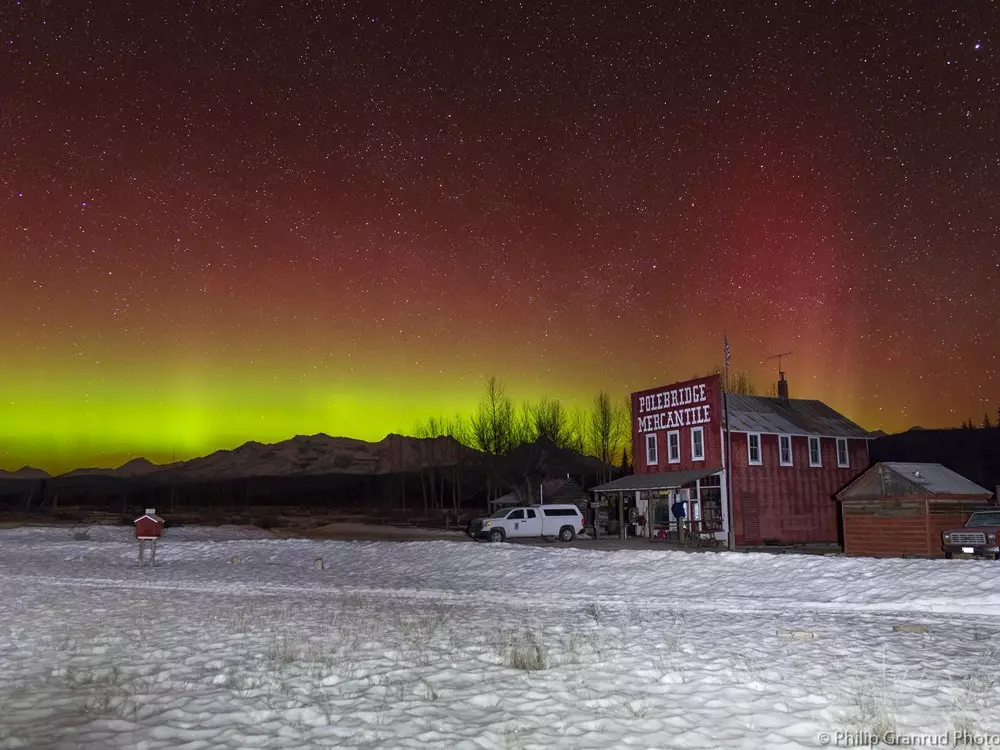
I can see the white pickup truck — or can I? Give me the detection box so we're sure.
[468,504,587,543]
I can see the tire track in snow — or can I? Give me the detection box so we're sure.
[5,572,998,623]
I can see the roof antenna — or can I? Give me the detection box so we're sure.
[765,351,793,399]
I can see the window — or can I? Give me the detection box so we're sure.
[779,434,793,466]
[747,433,762,465]
[809,436,822,467]
[541,507,580,517]
[691,426,705,461]
[508,509,524,520]
[645,433,658,465]
[836,438,849,468]
[525,509,537,519]
[667,430,680,463]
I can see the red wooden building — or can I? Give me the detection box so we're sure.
[591,372,872,546]
[838,462,993,557]
[134,509,164,539]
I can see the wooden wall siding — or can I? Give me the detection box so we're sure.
[731,433,869,545]
[842,497,990,557]
[843,502,924,517]
[927,499,992,515]
[631,374,724,475]
[741,492,761,545]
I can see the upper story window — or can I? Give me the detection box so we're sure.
[691,426,705,461]
[747,433,762,465]
[836,438,850,468]
[779,434,793,466]
[646,433,658,465]
[667,430,680,463]
[809,436,822,467]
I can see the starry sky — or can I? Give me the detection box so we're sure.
[1,1,997,473]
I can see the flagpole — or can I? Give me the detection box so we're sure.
[723,332,736,551]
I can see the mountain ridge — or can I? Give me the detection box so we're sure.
[2,433,479,482]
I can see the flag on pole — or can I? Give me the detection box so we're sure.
[723,334,731,370]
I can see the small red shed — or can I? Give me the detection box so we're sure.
[838,463,993,557]
[134,508,164,539]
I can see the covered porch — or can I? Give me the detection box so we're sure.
[589,468,728,543]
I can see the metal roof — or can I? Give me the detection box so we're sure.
[883,462,992,496]
[725,394,871,438]
[589,467,721,493]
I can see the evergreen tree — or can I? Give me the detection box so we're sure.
[620,446,630,475]
[985,413,993,429]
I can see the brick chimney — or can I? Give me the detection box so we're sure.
[777,371,789,400]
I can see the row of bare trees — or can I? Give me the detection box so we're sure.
[413,377,631,504]
[411,369,765,512]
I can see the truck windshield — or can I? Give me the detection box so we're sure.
[966,512,1000,527]
[490,508,514,518]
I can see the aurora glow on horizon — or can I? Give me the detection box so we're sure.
[2,3,997,474]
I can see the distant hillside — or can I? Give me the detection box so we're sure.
[870,427,1000,493]
[0,467,50,480]
[0,434,615,516]
[42,433,481,482]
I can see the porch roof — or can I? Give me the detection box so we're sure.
[589,467,721,493]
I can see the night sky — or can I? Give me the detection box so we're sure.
[2,2,997,473]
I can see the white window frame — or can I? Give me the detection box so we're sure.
[691,426,705,462]
[747,433,762,466]
[667,430,680,464]
[808,436,822,467]
[645,433,658,466]
[836,438,850,468]
[779,434,793,466]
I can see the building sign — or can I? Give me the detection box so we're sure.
[636,382,712,433]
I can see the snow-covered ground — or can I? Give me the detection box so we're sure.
[1,526,998,749]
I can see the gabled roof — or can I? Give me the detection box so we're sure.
[837,462,992,499]
[540,478,590,504]
[590,467,720,493]
[134,512,164,524]
[881,462,992,496]
[725,393,871,439]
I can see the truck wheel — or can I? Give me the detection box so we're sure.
[558,526,576,542]
[489,529,504,543]
[944,551,953,560]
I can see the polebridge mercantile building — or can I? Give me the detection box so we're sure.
[592,372,872,546]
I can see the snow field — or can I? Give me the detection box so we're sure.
[0,526,999,748]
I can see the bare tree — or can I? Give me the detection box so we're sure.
[727,370,758,396]
[565,407,587,455]
[413,414,472,516]
[588,391,629,484]
[696,365,759,396]
[512,402,535,448]
[469,377,517,503]
[524,397,571,447]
